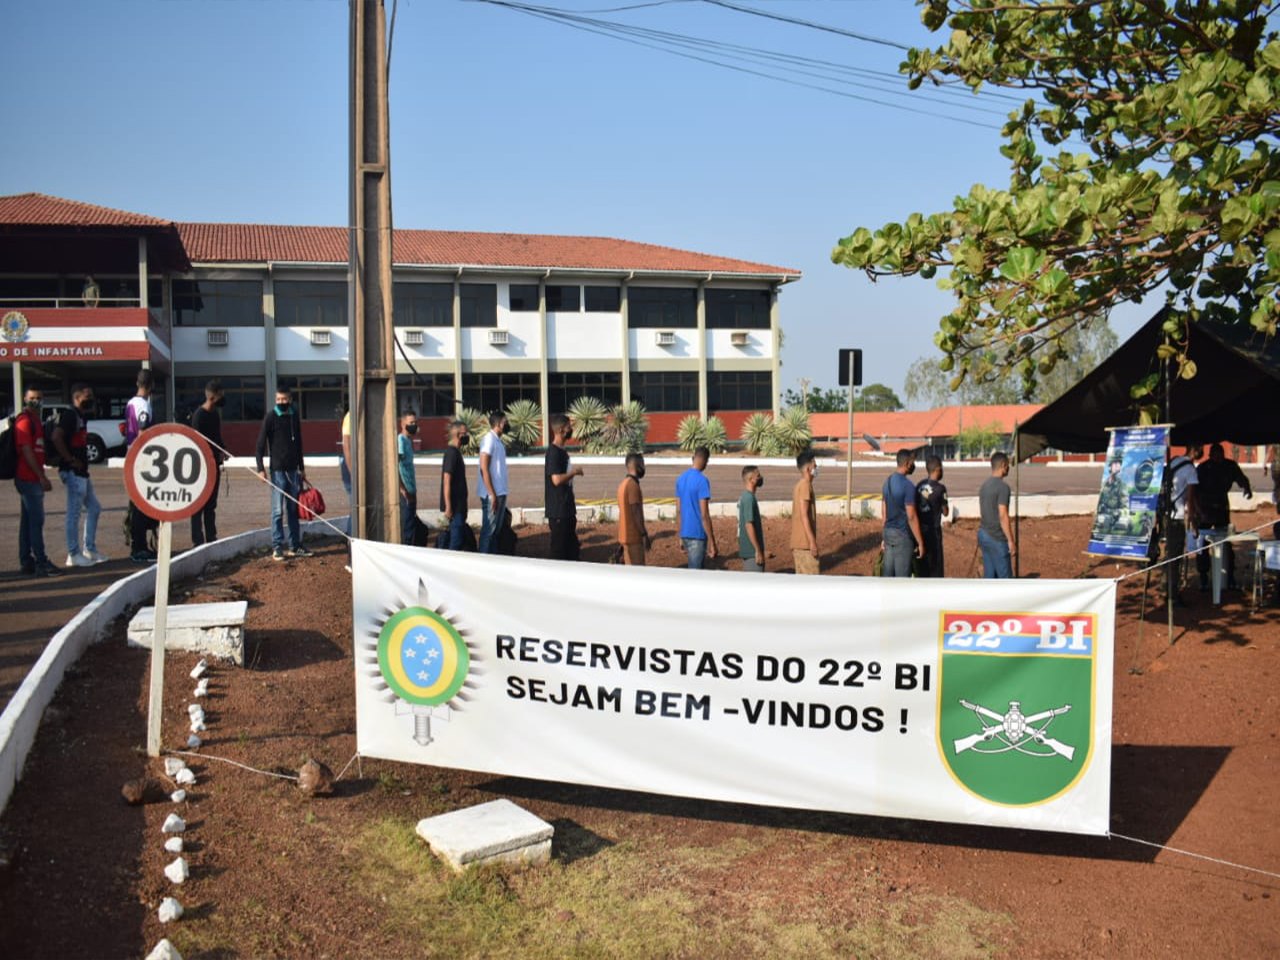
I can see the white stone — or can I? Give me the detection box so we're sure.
[186,734,202,749]
[170,789,187,803]
[415,799,554,872]
[146,937,183,960]
[175,768,196,786]
[186,703,204,719]
[161,814,186,834]
[190,659,208,679]
[189,720,205,733]
[128,604,247,664]
[164,757,186,776]
[194,678,209,697]
[164,856,189,884]
[187,708,205,726]
[164,836,184,854]
[157,898,184,924]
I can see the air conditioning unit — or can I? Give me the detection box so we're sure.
[730,331,750,347]
[206,329,229,347]
[310,329,332,346]
[488,329,510,346]
[654,330,677,347]
[404,329,425,346]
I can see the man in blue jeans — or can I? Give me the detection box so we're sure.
[478,412,509,554]
[51,382,107,567]
[881,448,925,577]
[440,419,470,549]
[398,411,419,545]
[13,387,60,577]
[978,451,1016,578]
[256,386,310,562]
[675,446,718,569]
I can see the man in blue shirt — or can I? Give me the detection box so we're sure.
[398,411,419,546]
[881,448,925,577]
[675,446,718,569]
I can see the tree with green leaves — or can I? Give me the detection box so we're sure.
[833,1,1279,411]
[783,382,904,412]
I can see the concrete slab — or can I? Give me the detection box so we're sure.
[127,601,248,665]
[416,798,553,872]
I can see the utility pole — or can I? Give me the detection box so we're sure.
[349,0,399,543]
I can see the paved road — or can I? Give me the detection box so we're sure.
[2,458,1269,709]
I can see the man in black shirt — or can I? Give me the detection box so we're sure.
[1195,443,1253,590]
[915,456,949,577]
[51,382,106,567]
[545,413,584,561]
[439,419,470,550]
[190,379,226,546]
[256,386,309,561]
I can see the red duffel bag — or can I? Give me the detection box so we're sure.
[298,481,326,521]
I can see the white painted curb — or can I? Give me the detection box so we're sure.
[0,517,342,817]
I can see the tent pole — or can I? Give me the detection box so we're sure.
[1163,344,1174,644]
[1013,421,1021,578]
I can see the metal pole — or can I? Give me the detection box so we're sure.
[845,357,854,519]
[1013,421,1021,578]
[11,362,22,411]
[1163,348,1174,643]
[146,521,173,757]
[350,0,400,543]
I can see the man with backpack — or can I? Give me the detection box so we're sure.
[51,382,107,567]
[11,387,60,577]
[1164,445,1201,607]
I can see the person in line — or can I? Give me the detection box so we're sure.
[1195,442,1253,591]
[126,368,157,564]
[13,387,59,577]
[397,411,419,546]
[440,419,470,550]
[792,450,821,575]
[189,379,226,547]
[1264,443,1280,502]
[545,413,584,561]
[256,386,310,562]
[1164,445,1200,607]
[915,456,948,577]
[616,452,650,566]
[675,446,717,569]
[881,448,924,577]
[51,382,106,567]
[738,465,765,572]
[340,400,353,569]
[478,412,510,554]
[977,451,1015,579]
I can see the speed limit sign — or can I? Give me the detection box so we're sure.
[124,423,217,522]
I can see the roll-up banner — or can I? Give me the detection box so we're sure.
[1087,425,1171,560]
[353,542,1115,835]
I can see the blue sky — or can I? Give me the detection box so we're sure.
[2,0,1150,403]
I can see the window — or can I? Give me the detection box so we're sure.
[627,287,696,328]
[274,280,346,327]
[394,282,452,326]
[277,375,346,420]
[705,289,770,330]
[630,371,697,412]
[708,371,772,411]
[174,375,266,423]
[173,279,262,326]
[396,374,457,418]
[547,372,621,413]
[509,284,538,312]
[584,286,621,312]
[509,284,580,312]
[461,372,540,414]
[460,283,497,327]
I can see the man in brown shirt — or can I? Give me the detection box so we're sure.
[791,449,820,575]
[616,452,650,565]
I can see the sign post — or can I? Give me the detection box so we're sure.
[838,348,863,518]
[123,424,217,757]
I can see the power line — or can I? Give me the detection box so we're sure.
[701,0,911,50]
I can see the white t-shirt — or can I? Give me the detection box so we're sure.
[479,430,508,498]
[1169,456,1198,521]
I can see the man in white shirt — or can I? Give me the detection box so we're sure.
[1165,445,1200,607]
[478,412,510,554]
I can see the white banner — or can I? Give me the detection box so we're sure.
[353,541,1115,835]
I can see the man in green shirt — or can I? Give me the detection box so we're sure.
[738,465,765,572]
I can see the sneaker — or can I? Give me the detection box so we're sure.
[20,561,35,576]
[130,550,156,565]
[272,548,287,562]
[84,549,110,564]
[66,553,93,568]
[289,546,314,558]
[34,561,62,577]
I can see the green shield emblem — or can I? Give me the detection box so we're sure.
[936,612,1096,806]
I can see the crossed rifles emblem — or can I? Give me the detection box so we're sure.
[953,699,1076,761]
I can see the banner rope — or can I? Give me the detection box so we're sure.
[333,752,362,782]
[1112,517,1276,583]
[1108,832,1280,880]
[166,749,300,782]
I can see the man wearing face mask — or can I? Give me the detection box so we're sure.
[13,388,60,577]
[189,379,226,547]
[126,369,158,564]
[791,450,821,574]
[51,383,106,567]
[617,452,651,565]
[256,386,309,561]
[545,413,584,561]
[478,412,510,554]
[440,419,470,550]
[881,448,925,578]
[398,411,420,546]
[738,465,765,572]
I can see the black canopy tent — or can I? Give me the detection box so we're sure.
[1014,309,1280,460]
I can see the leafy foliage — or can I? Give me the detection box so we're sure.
[833,1,1280,402]
[502,399,542,454]
[676,415,728,453]
[587,401,650,455]
[741,412,777,455]
[567,396,608,443]
[782,383,904,413]
[456,407,488,456]
[955,421,1006,460]
[739,407,813,457]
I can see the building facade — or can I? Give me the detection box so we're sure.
[2,193,800,453]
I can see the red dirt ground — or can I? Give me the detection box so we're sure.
[0,513,1277,959]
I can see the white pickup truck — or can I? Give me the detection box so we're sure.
[1,403,128,464]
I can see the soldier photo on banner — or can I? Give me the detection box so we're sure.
[1087,425,1170,560]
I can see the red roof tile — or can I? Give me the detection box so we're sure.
[810,405,1043,440]
[176,222,800,277]
[0,192,172,228]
